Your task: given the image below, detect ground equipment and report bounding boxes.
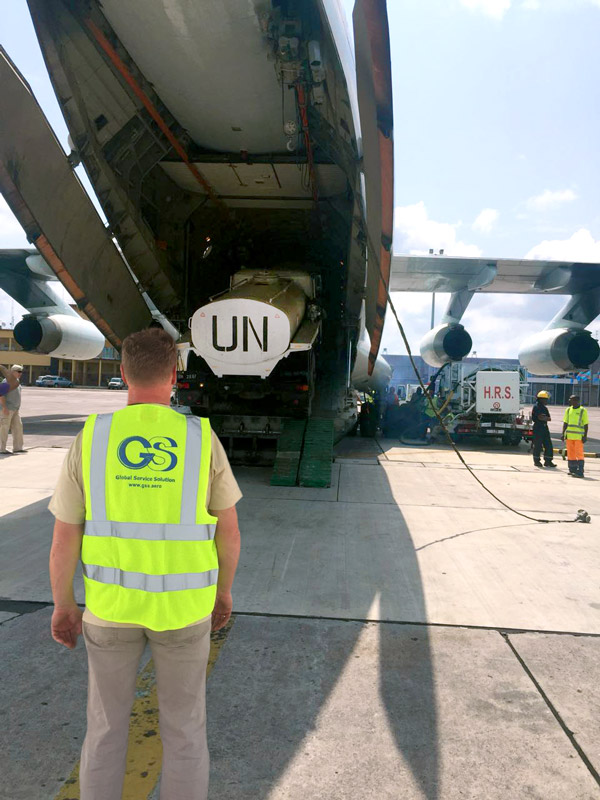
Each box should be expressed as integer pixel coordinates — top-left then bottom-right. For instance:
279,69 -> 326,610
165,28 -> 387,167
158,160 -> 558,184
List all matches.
436,363 -> 533,446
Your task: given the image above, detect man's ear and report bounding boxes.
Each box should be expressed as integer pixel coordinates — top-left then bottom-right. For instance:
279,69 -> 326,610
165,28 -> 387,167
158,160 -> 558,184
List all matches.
120,364 -> 127,384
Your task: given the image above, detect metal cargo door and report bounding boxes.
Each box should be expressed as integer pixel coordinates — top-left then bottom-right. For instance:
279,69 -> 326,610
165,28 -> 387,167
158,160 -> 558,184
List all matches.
0,48 -> 152,348
353,0 -> 394,374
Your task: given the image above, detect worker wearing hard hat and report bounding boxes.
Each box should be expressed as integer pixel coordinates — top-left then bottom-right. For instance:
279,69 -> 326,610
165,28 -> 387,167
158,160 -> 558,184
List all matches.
562,395 -> 589,478
531,391 -> 557,469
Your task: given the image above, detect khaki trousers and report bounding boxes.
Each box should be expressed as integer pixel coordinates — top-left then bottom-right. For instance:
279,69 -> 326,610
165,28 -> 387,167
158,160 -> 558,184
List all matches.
0,409 -> 23,451
80,619 -> 211,800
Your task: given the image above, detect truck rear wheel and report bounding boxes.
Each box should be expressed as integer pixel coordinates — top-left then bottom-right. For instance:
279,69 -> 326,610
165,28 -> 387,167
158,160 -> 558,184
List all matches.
502,432 -> 522,446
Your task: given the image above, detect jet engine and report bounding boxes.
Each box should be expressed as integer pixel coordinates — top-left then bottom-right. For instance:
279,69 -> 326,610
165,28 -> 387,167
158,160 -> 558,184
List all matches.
420,323 -> 472,368
14,314 -> 105,360
518,328 -> 600,375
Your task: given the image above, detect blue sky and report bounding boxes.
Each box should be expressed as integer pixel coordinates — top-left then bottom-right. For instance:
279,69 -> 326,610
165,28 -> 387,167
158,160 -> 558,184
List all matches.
1,0 -> 600,356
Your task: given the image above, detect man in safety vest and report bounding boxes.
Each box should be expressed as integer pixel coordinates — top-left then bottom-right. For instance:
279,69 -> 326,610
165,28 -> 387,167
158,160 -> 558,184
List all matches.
531,390 -> 557,469
48,328 -> 242,800
562,394 -> 589,478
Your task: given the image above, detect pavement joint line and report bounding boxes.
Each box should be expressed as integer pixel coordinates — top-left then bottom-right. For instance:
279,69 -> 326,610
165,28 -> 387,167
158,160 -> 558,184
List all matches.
502,632 -> 600,789
243,493 -> 588,515
0,599 -> 49,615
9,603 -> 600,638
231,610 -> 600,638
52,617 -> 235,800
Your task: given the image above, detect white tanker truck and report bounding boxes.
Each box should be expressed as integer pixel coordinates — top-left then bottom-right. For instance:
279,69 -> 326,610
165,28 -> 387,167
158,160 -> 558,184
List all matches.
175,268 -> 391,461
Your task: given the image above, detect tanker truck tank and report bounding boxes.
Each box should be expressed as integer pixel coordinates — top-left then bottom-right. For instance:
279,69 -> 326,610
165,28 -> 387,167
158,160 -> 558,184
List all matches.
190,270 -> 319,377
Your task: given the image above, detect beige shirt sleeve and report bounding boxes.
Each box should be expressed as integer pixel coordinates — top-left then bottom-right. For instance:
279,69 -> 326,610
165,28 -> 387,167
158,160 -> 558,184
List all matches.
49,425 -> 242,524
206,430 -> 243,511
48,431 -> 86,524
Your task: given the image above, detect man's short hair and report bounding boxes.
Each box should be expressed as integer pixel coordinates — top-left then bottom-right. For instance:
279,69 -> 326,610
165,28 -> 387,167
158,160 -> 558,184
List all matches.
121,328 -> 177,386
569,395 -> 580,401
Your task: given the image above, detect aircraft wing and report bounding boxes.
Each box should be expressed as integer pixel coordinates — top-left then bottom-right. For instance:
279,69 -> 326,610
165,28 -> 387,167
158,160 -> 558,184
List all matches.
0,249 -> 80,317
390,254 -> 600,295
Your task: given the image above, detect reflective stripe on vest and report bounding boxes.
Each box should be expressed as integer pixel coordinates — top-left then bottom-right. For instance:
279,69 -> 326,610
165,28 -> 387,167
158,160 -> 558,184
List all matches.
84,520 -> 216,541
81,407 -> 219,630
565,407 -> 586,437
83,564 -> 219,592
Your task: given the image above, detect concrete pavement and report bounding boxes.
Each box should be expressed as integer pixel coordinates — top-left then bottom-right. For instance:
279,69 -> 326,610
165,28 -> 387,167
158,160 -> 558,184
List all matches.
1,390 -> 599,799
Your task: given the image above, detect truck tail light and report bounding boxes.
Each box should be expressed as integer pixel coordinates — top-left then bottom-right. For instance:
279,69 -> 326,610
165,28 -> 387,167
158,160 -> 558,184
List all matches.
177,382 -> 190,389
296,384 -> 309,392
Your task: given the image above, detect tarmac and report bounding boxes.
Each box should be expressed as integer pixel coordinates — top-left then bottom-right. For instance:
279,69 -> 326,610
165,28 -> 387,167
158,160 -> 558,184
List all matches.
1,388 -> 600,799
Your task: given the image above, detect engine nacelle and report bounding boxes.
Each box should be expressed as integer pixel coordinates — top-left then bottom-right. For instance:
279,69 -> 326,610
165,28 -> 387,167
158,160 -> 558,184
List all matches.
351,329 -> 392,392
14,314 -> 105,360
518,328 -> 600,375
420,323 -> 472,368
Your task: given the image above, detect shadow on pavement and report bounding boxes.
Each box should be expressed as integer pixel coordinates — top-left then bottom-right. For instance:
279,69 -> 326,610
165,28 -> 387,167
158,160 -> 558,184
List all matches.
0,496 -> 51,523
209,467 -> 440,799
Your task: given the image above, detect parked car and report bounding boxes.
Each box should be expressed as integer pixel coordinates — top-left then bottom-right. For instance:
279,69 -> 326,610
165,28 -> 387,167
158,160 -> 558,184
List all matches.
107,377 -> 126,390
35,375 -> 73,388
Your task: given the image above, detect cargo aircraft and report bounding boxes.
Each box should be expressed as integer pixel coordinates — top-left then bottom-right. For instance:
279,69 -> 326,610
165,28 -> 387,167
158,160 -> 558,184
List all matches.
0,0 -> 598,447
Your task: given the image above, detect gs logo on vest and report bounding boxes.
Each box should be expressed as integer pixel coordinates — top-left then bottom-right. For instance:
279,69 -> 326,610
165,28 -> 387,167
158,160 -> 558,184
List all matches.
117,436 -> 178,472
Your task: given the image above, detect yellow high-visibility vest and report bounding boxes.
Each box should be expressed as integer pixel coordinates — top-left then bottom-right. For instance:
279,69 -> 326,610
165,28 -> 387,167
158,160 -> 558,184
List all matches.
563,406 -> 588,440
424,396 -> 439,418
81,405 -> 218,630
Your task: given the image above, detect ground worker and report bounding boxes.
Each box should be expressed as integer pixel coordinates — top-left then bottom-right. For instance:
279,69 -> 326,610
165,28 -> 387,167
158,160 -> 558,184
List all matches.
0,364 -> 19,398
422,388 -> 439,439
562,394 -> 589,478
385,385 -> 399,407
48,328 -> 242,800
0,363 -> 24,454
531,390 -> 557,469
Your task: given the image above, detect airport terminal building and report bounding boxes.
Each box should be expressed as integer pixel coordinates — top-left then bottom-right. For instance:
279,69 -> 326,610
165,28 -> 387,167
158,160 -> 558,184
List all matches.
0,326 -> 121,387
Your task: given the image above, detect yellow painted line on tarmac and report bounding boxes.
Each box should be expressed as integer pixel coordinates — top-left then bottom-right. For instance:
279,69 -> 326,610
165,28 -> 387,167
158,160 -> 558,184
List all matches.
54,619 -> 235,800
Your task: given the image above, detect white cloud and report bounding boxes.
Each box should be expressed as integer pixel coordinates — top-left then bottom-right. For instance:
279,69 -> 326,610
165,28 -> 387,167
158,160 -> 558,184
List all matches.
525,228 -> 600,262
460,0 -> 511,20
394,201 -> 482,257
521,0 -> 540,9
472,208 -> 499,233
526,188 -> 577,212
